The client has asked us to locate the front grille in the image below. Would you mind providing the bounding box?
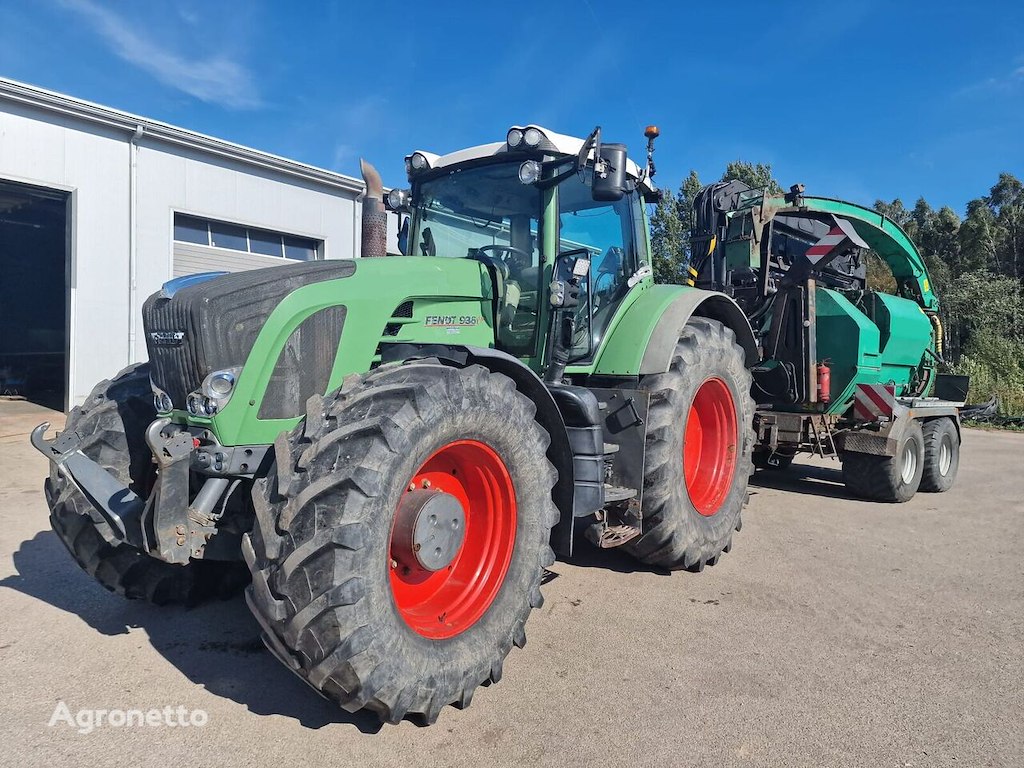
[143,260,357,407]
[145,295,205,406]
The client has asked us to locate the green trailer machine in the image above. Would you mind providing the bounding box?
[32,124,960,724]
[689,179,963,500]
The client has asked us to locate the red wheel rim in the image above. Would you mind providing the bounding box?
[389,440,517,639]
[683,377,739,516]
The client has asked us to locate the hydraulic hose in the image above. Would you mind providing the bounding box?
[929,313,944,359]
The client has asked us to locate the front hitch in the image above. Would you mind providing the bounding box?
[32,419,233,565]
[32,422,146,549]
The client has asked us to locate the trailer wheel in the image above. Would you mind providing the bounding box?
[920,418,959,492]
[623,318,754,571]
[44,364,249,604]
[245,360,558,724]
[841,420,925,502]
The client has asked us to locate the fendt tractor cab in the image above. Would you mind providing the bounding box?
[690,181,964,501]
[33,124,759,724]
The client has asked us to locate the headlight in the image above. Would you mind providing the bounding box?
[185,367,241,418]
[404,151,438,179]
[506,128,524,148]
[151,381,174,413]
[206,370,235,397]
[387,188,411,212]
[518,160,542,185]
[523,127,543,147]
[186,393,204,416]
[153,391,173,413]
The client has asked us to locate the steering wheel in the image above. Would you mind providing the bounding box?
[476,244,533,272]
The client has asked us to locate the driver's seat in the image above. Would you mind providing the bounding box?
[468,250,521,330]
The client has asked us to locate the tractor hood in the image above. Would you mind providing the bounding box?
[143,257,495,445]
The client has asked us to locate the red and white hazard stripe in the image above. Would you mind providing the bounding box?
[853,383,896,422]
[805,226,847,264]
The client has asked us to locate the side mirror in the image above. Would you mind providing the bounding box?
[592,143,627,202]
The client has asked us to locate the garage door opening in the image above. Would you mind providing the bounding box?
[0,180,69,411]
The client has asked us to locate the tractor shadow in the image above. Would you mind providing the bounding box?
[561,531,673,575]
[562,463,870,574]
[0,529,382,733]
[749,462,867,502]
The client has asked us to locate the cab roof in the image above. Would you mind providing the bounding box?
[407,124,656,194]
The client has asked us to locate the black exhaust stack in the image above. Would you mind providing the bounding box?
[360,158,387,258]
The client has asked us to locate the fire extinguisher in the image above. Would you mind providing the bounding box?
[817,361,832,403]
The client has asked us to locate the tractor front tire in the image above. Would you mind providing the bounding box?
[244,360,558,724]
[623,318,755,571]
[841,419,925,502]
[919,417,959,492]
[44,364,249,604]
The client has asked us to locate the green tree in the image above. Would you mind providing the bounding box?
[874,198,913,229]
[987,172,1023,280]
[899,197,956,295]
[958,198,999,273]
[720,161,782,194]
[650,185,686,284]
[867,197,960,295]
[942,271,1024,411]
[906,198,933,242]
[650,170,703,285]
[923,206,962,284]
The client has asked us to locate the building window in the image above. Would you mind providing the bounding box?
[173,214,320,260]
[173,214,209,245]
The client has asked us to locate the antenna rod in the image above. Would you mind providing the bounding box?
[644,125,660,179]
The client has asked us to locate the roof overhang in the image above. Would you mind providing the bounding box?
[0,77,365,195]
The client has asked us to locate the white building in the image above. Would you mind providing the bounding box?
[0,77,390,410]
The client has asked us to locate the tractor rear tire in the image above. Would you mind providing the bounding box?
[919,417,959,492]
[841,419,925,502]
[44,364,249,604]
[623,318,755,571]
[244,360,558,724]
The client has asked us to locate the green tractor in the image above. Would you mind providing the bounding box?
[34,124,759,723]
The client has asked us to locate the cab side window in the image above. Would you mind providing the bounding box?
[558,174,638,358]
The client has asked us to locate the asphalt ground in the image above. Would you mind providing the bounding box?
[0,400,1020,767]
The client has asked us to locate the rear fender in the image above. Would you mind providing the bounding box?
[640,290,758,373]
[594,285,757,377]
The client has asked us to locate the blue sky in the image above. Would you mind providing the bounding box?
[1,1,1021,213]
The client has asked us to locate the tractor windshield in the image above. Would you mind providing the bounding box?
[410,161,543,272]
